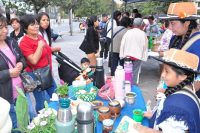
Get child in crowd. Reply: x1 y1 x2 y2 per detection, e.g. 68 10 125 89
81 57 90 70
76 57 94 83
134 49 200 133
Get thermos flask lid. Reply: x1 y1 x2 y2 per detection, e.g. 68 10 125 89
117 65 123 70
96 58 103 67
59 98 70 108
77 102 93 121
57 98 72 123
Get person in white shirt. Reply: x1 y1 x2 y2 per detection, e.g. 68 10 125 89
106 10 122 56
158 20 173 55
0 97 12 133
120 18 148 84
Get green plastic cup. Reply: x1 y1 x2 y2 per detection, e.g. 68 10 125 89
133 109 144 122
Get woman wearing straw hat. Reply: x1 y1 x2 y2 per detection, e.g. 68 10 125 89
159 2 200 96
134 49 200 133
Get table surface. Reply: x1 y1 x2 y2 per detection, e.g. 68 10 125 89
95 85 149 133
49 85 149 133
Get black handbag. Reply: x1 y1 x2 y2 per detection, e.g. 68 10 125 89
32 64 53 91
79 37 88 52
29 50 53 91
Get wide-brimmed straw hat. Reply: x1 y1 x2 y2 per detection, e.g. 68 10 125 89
160 2 200 20
152 49 199 73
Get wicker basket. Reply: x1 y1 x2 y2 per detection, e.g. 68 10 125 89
73 86 98 102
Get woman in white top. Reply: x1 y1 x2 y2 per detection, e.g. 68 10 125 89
0 97 12 133
37 12 52 46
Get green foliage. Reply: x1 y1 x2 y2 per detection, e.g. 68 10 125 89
18 0 50 14
52 0 82 12
27 109 56 133
15 88 29 132
56 83 69 97
121 0 190 16
26 102 56 133
74 0 112 17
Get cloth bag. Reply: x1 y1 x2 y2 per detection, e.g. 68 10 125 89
20 71 38 92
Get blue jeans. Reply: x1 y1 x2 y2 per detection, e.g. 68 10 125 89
9 103 17 129
26 93 36 120
33 79 57 112
10 102 20 133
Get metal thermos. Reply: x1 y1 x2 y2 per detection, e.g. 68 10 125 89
55 98 75 133
76 102 94 133
94 58 105 89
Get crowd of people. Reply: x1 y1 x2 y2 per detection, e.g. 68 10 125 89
0 12 61 132
0 1 200 133
79 2 200 133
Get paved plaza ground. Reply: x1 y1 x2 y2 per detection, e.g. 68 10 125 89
50 20 160 106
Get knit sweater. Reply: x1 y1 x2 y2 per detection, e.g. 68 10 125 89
120 28 148 61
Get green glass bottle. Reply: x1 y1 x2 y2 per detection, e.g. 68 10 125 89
148 35 153 50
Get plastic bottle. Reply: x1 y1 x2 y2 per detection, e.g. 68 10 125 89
157 79 167 90
114 66 125 99
146 100 151 112
124 58 133 85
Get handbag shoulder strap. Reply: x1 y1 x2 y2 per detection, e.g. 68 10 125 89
0 50 15 68
182 33 200 50
113 27 126 39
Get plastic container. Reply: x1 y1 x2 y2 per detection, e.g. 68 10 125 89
124 81 131 93
133 109 144 123
108 100 121 118
114 66 125 99
124 60 133 85
102 119 114 133
98 106 111 121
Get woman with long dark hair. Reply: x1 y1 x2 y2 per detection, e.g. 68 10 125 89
79 15 99 67
37 12 52 46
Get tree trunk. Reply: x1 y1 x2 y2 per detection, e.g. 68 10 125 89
5 6 10 24
68 8 73 36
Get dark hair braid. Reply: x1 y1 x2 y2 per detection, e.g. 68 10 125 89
169 20 197 49
165 74 195 97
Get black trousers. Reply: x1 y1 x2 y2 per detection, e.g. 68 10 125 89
109 52 124 76
100 37 110 59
